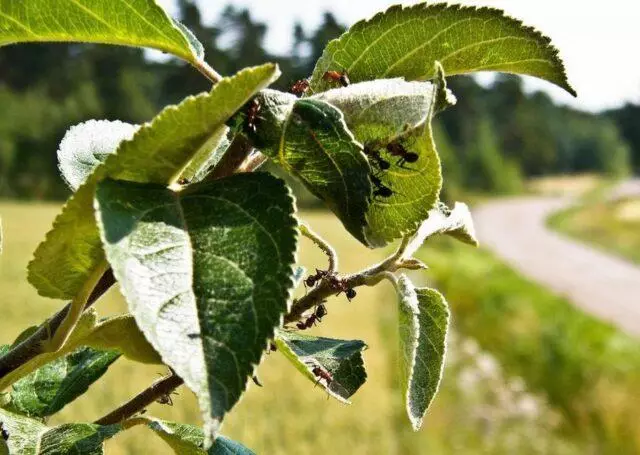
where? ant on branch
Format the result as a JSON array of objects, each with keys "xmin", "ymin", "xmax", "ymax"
[
  {"xmin": 386, "ymin": 142, "xmax": 419, "ymax": 167},
  {"xmin": 290, "ymin": 78, "xmax": 310, "ymax": 96},
  {"xmin": 307, "ymin": 362, "xmax": 333, "ymax": 387},
  {"xmin": 156, "ymin": 391, "xmax": 178, "ymax": 406},
  {"xmin": 322, "ymin": 70, "xmax": 350, "ymax": 87},
  {"xmin": 305, "ymin": 268, "xmax": 327, "ymax": 288},
  {"xmin": 326, "ymin": 275, "xmax": 357, "ymax": 301},
  {"xmin": 363, "ymin": 146, "xmax": 390, "ymax": 171},
  {"xmin": 296, "ymin": 303, "xmax": 328, "ymax": 330},
  {"xmin": 371, "ymin": 174, "xmax": 393, "ymax": 199},
  {"xmin": 245, "ymin": 98, "xmax": 261, "ymax": 134}
]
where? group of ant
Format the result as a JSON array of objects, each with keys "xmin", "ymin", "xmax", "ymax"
[
  {"xmin": 245, "ymin": 69, "xmax": 420, "ymax": 202},
  {"xmin": 294, "ymin": 268, "xmax": 357, "ymax": 332}
]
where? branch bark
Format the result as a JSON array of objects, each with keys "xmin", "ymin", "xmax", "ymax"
[{"xmin": 94, "ymin": 373, "xmax": 184, "ymax": 425}]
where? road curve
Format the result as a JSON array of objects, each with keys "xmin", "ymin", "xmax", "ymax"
[{"xmin": 473, "ymin": 196, "xmax": 640, "ymax": 337}]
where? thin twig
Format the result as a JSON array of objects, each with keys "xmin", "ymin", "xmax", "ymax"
[
  {"xmin": 193, "ymin": 60, "xmax": 223, "ymax": 84},
  {"xmin": 300, "ymin": 224, "xmax": 338, "ymax": 273},
  {"xmin": 94, "ymin": 373, "xmax": 184, "ymax": 425}
]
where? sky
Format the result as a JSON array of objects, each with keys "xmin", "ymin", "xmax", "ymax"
[{"xmin": 157, "ymin": 0, "xmax": 640, "ymax": 112}]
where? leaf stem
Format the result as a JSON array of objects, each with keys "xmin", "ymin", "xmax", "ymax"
[
  {"xmin": 45, "ymin": 260, "xmax": 109, "ymax": 352},
  {"xmin": 94, "ymin": 372, "xmax": 184, "ymax": 425},
  {"xmin": 0, "ymin": 269, "xmax": 115, "ymax": 381},
  {"xmin": 193, "ymin": 60, "xmax": 223, "ymax": 84},
  {"xmin": 300, "ymin": 224, "xmax": 338, "ymax": 273}
]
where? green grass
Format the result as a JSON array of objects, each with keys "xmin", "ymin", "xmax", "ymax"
[
  {"xmin": 0, "ymin": 202, "xmax": 599, "ymax": 454},
  {"xmin": 549, "ymin": 196, "xmax": 640, "ymax": 265},
  {"xmin": 423, "ymin": 238, "xmax": 640, "ymax": 453}
]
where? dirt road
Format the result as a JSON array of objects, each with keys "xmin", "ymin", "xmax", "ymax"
[{"xmin": 473, "ymin": 193, "xmax": 640, "ymax": 337}]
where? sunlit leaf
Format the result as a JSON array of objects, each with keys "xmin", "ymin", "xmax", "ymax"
[
  {"xmin": 95, "ymin": 174, "xmax": 298, "ymax": 443},
  {"xmin": 136, "ymin": 417, "xmax": 255, "ymax": 455},
  {"xmin": 310, "ymin": 3, "xmax": 575, "ymax": 96},
  {"xmin": 29, "ymin": 64, "xmax": 279, "ymax": 299},
  {"xmin": 0, "ymin": 408, "xmax": 121, "ymax": 454},
  {"xmin": 0, "ymin": 0, "xmax": 203, "ymax": 65},
  {"xmin": 57, "ymin": 120, "xmax": 139, "ymax": 191},
  {"xmin": 396, "ymin": 275, "xmax": 449, "ymax": 431},
  {"xmin": 402, "ymin": 202, "xmax": 478, "ymax": 260},
  {"xmin": 7, "ymin": 348, "xmax": 119, "ymax": 418},
  {"xmin": 275, "ymin": 330, "xmax": 367, "ymax": 403}
]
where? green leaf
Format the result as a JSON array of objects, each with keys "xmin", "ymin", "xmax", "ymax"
[
  {"xmin": 275, "ymin": 330, "xmax": 367, "ymax": 403},
  {"xmin": 84, "ymin": 315, "xmax": 162, "ymax": 365},
  {"xmin": 310, "ymin": 3, "xmax": 575, "ymax": 96},
  {"xmin": 7, "ymin": 347, "xmax": 119, "ymax": 418},
  {"xmin": 312, "ymin": 78, "xmax": 448, "ymax": 145},
  {"xmin": 57, "ymin": 120, "xmax": 139, "ymax": 191},
  {"xmin": 364, "ymin": 121, "xmax": 441, "ymax": 247},
  {"xmin": 95, "ymin": 173, "xmax": 298, "ymax": 442},
  {"xmin": 28, "ymin": 64, "xmax": 280, "ymax": 299},
  {"xmin": 0, "ymin": 0, "xmax": 203, "ymax": 65},
  {"xmin": 0, "ymin": 310, "xmax": 99, "ymax": 391},
  {"xmin": 311, "ymin": 75, "xmax": 452, "ymax": 246},
  {"xmin": 137, "ymin": 417, "xmax": 255, "ymax": 455},
  {"xmin": 254, "ymin": 90, "xmax": 371, "ymax": 244},
  {"xmin": 0, "ymin": 309, "xmax": 159, "ymax": 391},
  {"xmin": 0, "ymin": 408, "xmax": 121, "ymax": 454},
  {"xmin": 401, "ymin": 202, "xmax": 478, "ymax": 260},
  {"xmin": 396, "ymin": 275, "xmax": 449, "ymax": 431}
]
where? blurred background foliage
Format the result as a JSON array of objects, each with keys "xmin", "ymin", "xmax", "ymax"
[{"xmin": 0, "ymin": 0, "xmax": 636, "ymax": 201}]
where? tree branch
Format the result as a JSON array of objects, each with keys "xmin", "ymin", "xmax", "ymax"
[
  {"xmin": 94, "ymin": 373, "xmax": 184, "ymax": 425},
  {"xmin": 300, "ymin": 224, "xmax": 338, "ymax": 273}
]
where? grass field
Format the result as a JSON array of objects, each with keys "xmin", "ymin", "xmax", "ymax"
[
  {"xmin": 0, "ymin": 202, "xmax": 598, "ymax": 454},
  {"xmin": 549, "ymin": 196, "xmax": 640, "ymax": 265},
  {"xmin": 424, "ymin": 238, "xmax": 640, "ymax": 454}
]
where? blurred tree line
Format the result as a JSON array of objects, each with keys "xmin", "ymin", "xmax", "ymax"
[{"xmin": 0, "ymin": 0, "xmax": 636, "ymax": 200}]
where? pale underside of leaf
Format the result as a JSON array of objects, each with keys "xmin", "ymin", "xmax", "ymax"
[
  {"xmin": 311, "ymin": 79, "xmax": 435, "ymax": 145},
  {"xmin": 0, "ymin": 0, "xmax": 203, "ymax": 64},
  {"xmin": 310, "ymin": 2, "xmax": 575, "ymax": 97},
  {"xmin": 397, "ymin": 275, "xmax": 449, "ymax": 431},
  {"xmin": 0, "ymin": 408, "xmax": 121, "ymax": 455},
  {"xmin": 95, "ymin": 174, "xmax": 297, "ymax": 444},
  {"xmin": 275, "ymin": 330, "xmax": 367, "ymax": 403},
  {"xmin": 403, "ymin": 201, "xmax": 478, "ymax": 259},
  {"xmin": 28, "ymin": 64, "xmax": 280, "ymax": 299},
  {"xmin": 57, "ymin": 120, "xmax": 139, "ymax": 191}
]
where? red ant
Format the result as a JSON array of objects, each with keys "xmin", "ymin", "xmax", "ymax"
[
  {"xmin": 290, "ymin": 79, "xmax": 310, "ymax": 96},
  {"xmin": 322, "ymin": 70, "xmax": 350, "ymax": 87},
  {"xmin": 371, "ymin": 174, "xmax": 393, "ymax": 199},
  {"xmin": 296, "ymin": 303, "xmax": 328, "ymax": 330},
  {"xmin": 386, "ymin": 142, "xmax": 419, "ymax": 167},
  {"xmin": 305, "ymin": 268, "xmax": 327, "ymax": 288},
  {"xmin": 245, "ymin": 98, "xmax": 261, "ymax": 134},
  {"xmin": 307, "ymin": 362, "xmax": 333, "ymax": 387},
  {"xmin": 326, "ymin": 275, "xmax": 357, "ymax": 301},
  {"xmin": 364, "ymin": 146, "xmax": 390, "ymax": 171}
]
